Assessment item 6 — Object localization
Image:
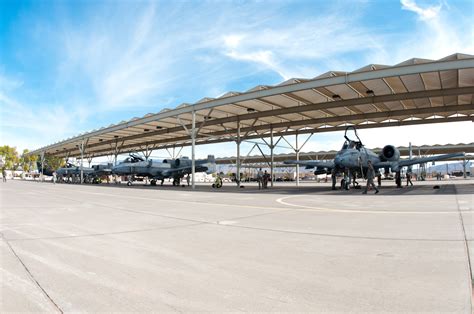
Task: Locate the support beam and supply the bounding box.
[191,110,196,190]
[80,139,85,184]
[270,128,274,187]
[463,157,467,179]
[296,132,299,187]
[40,151,45,181]
[236,120,241,187]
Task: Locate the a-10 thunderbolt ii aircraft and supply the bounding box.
[112,154,216,186]
[55,162,113,183]
[284,126,464,188]
[36,161,113,183]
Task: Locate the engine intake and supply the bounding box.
[381,145,400,161]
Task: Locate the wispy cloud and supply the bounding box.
[219,12,381,79]
[0,90,79,151]
[367,0,473,64]
[401,0,441,20]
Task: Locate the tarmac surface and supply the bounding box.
[1,179,473,312]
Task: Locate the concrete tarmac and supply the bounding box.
[1,180,473,312]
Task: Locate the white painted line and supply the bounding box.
[276,195,459,214]
[217,221,238,225]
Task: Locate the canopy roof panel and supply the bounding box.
[29,53,474,158]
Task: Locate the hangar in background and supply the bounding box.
[28,53,474,188]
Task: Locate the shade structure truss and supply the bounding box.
[28,54,474,159]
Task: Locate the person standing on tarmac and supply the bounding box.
[406,171,413,186]
[186,174,190,186]
[2,169,6,183]
[331,168,336,190]
[263,170,269,189]
[257,168,263,190]
[363,160,379,194]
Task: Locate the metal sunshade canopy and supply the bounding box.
[29,53,474,159]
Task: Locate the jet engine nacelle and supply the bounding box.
[381,145,400,162]
[174,158,192,168]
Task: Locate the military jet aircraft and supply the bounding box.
[56,162,113,183]
[284,126,464,188]
[112,154,216,186]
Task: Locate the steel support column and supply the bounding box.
[191,110,196,190]
[236,120,241,187]
[80,139,84,184]
[463,157,467,179]
[270,128,274,187]
[296,132,299,187]
[40,151,45,182]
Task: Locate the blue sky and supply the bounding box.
[0,0,473,159]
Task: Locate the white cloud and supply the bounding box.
[367,0,473,65]
[0,74,23,91]
[223,34,245,49]
[217,10,389,80]
[0,90,82,152]
[401,0,441,20]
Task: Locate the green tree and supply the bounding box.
[44,155,65,170]
[20,149,38,172]
[0,145,19,170]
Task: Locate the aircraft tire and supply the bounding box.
[127,181,132,186]
[150,180,156,186]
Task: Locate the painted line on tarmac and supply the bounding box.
[276,195,459,214]
[38,186,291,212]
[24,183,460,215]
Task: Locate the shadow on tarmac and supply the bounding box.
[33,179,474,196]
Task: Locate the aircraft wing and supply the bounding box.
[396,152,465,168]
[283,160,335,169]
[372,161,393,169]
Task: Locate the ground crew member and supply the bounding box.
[257,168,263,189]
[213,174,222,188]
[263,170,269,189]
[362,160,379,194]
[331,168,336,190]
[377,172,382,187]
[395,171,402,188]
[342,168,349,190]
[406,171,413,186]
[186,174,190,186]
[52,171,57,184]
[2,169,6,183]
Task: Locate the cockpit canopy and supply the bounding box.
[341,140,362,150]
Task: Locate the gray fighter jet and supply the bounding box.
[284,126,464,187]
[112,154,216,186]
[56,163,113,183]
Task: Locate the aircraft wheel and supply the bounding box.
[127,181,132,186]
[150,179,156,186]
